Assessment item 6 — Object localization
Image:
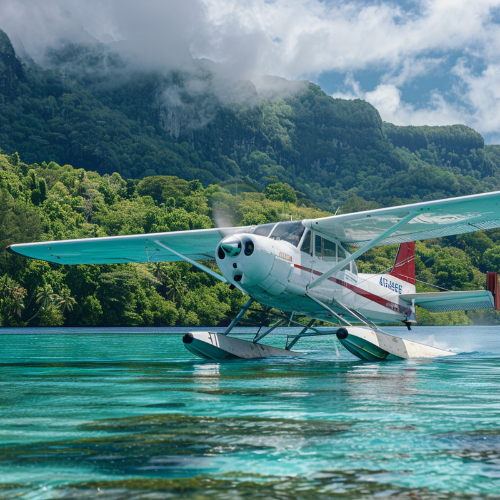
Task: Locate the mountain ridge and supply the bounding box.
[0,28,498,212]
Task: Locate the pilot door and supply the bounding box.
[310,233,352,304]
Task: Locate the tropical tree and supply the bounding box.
[0,276,27,323]
[36,284,57,309]
[164,267,187,303]
[54,287,77,315]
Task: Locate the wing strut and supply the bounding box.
[334,299,383,332]
[308,211,418,290]
[306,293,352,327]
[153,240,228,283]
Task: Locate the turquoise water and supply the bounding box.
[0,326,499,499]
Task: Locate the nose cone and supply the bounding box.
[216,234,275,287]
[220,237,241,257]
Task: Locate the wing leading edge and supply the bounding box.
[303,190,500,246]
[6,226,255,265]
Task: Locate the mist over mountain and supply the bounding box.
[1,27,500,212]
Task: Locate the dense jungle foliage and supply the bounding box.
[0,151,328,327]
[1,29,500,327]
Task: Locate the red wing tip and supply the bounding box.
[5,245,19,255]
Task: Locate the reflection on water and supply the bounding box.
[0,326,499,499]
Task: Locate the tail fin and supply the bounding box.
[388,242,415,285]
[487,271,500,310]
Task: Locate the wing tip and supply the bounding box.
[5,245,19,256]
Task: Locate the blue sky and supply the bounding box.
[3,0,500,143]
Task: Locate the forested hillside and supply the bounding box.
[2,29,500,213]
[1,29,500,327]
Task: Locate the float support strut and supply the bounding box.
[253,318,286,344]
[223,298,254,336]
[286,318,316,351]
[306,293,351,327]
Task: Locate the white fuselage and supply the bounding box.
[216,231,415,325]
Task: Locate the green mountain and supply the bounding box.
[1,29,499,213]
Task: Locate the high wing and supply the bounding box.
[303,191,500,246]
[401,290,495,313]
[6,226,254,265]
[7,191,500,265]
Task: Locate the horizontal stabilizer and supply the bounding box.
[401,290,495,313]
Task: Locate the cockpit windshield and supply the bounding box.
[252,223,277,237]
[268,221,305,247]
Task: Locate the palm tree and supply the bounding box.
[164,270,186,303]
[26,284,57,324]
[54,288,77,314]
[0,276,26,320]
[10,287,26,317]
[153,262,167,285]
[36,284,56,309]
[0,275,12,300]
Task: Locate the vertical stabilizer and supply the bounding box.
[487,272,500,310]
[388,242,415,285]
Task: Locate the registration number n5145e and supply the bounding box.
[379,277,402,294]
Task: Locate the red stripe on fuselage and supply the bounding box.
[294,264,407,314]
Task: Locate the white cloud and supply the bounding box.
[453,61,500,132]
[333,79,469,127]
[0,0,206,68]
[199,0,500,78]
[381,57,445,87]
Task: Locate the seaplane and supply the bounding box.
[7,191,500,361]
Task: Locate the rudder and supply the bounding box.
[487,271,500,310]
[388,242,415,285]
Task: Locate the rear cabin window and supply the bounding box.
[315,235,337,262]
[269,221,305,247]
[338,245,350,271]
[351,260,358,275]
[314,235,353,272]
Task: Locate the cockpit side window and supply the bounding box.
[300,230,313,255]
[253,223,277,237]
[269,221,305,247]
[313,235,354,271]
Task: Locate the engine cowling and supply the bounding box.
[216,234,295,295]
